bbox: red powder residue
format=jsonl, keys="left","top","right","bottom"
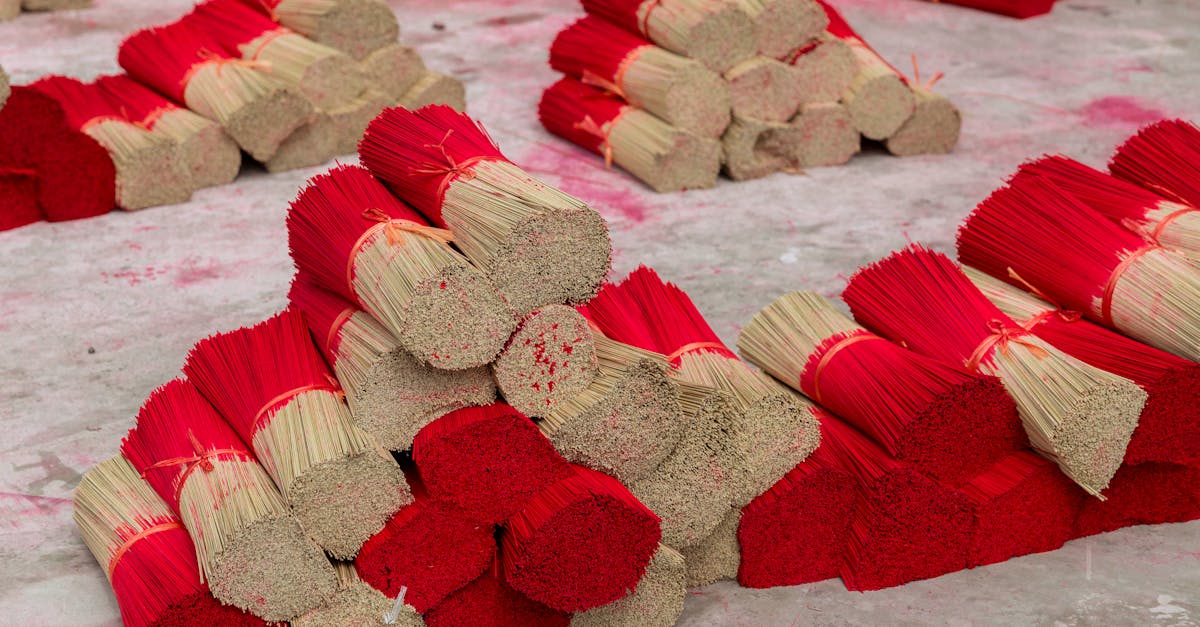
{"left": 1078, "top": 96, "right": 1166, "bottom": 129}
{"left": 517, "top": 143, "right": 653, "bottom": 225}
{"left": 171, "top": 257, "right": 237, "bottom": 287}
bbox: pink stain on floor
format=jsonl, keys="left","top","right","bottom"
{"left": 1078, "top": 96, "right": 1166, "bottom": 128}
{"left": 172, "top": 257, "right": 237, "bottom": 287}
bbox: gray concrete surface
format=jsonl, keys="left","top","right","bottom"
{"left": 1, "top": 0, "right": 1198, "bottom": 625}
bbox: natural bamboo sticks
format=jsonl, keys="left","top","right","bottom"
{"left": 581, "top": 0, "right": 758, "bottom": 73}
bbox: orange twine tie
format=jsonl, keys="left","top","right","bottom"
{"left": 107, "top": 521, "right": 184, "bottom": 578}
{"left": 1021, "top": 308, "right": 1082, "bottom": 331}
{"left": 345, "top": 208, "right": 455, "bottom": 290}
{"left": 665, "top": 341, "right": 730, "bottom": 365}
{"left": 327, "top": 307, "right": 356, "bottom": 357}
{"left": 1149, "top": 206, "right": 1197, "bottom": 244}
{"left": 807, "top": 333, "right": 886, "bottom": 403}
{"left": 1101, "top": 244, "right": 1161, "bottom": 327}
{"left": 140, "top": 431, "right": 250, "bottom": 505}
{"left": 411, "top": 130, "right": 502, "bottom": 210}
{"left": 248, "top": 28, "right": 290, "bottom": 62}
{"left": 964, "top": 319, "right": 1049, "bottom": 372}
{"left": 251, "top": 380, "right": 344, "bottom": 433}
{"left": 80, "top": 115, "right": 126, "bottom": 132}
{"left": 179, "top": 50, "right": 273, "bottom": 93}
{"left": 908, "top": 54, "right": 944, "bottom": 90}
{"left": 573, "top": 114, "right": 618, "bottom": 168}
{"left": 638, "top": 0, "right": 663, "bottom": 37}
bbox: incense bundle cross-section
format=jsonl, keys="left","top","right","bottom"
{"left": 490, "top": 304, "right": 601, "bottom": 418}
{"left": 581, "top": 0, "right": 757, "bottom": 73}
{"left": 245, "top": 0, "right": 399, "bottom": 60}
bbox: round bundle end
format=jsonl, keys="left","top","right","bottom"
{"left": 885, "top": 90, "right": 962, "bottom": 156}
{"left": 677, "top": 510, "right": 740, "bottom": 586}
{"left": 846, "top": 74, "right": 915, "bottom": 141}
{"left": 88, "top": 122, "right": 192, "bottom": 210}
{"left": 213, "top": 75, "right": 314, "bottom": 162}
{"left": 37, "top": 130, "right": 116, "bottom": 222}
{"left": 287, "top": 451, "right": 412, "bottom": 560}
{"left": 789, "top": 37, "right": 857, "bottom": 105}
{"left": 265, "top": 112, "right": 338, "bottom": 173}
{"left": 293, "top": 580, "right": 420, "bottom": 627}
{"left": 680, "top": 3, "right": 757, "bottom": 73}
{"left": 754, "top": 0, "right": 828, "bottom": 59}
{"left": 493, "top": 305, "right": 600, "bottom": 417}
{"left": 162, "top": 111, "right": 242, "bottom": 189}
{"left": 398, "top": 260, "right": 517, "bottom": 370}
{"left": 641, "top": 119, "right": 724, "bottom": 192}
{"left": 297, "top": 0, "right": 399, "bottom": 61}
{"left": 725, "top": 57, "right": 802, "bottom": 123}
{"left": 399, "top": 72, "right": 467, "bottom": 112}
{"left": 329, "top": 92, "right": 391, "bottom": 156}
{"left": 722, "top": 115, "right": 799, "bottom": 181}
{"left": 153, "top": 592, "right": 271, "bottom": 626}
{"left": 965, "top": 455, "right": 1083, "bottom": 567}
{"left": 1049, "top": 379, "right": 1146, "bottom": 496}
{"left": 1075, "top": 462, "right": 1200, "bottom": 537}
{"left": 730, "top": 392, "right": 822, "bottom": 506}
{"left": 361, "top": 44, "right": 426, "bottom": 100}
{"left": 1125, "top": 363, "right": 1200, "bottom": 465}
{"left": 571, "top": 544, "right": 686, "bottom": 627}
{"left": 425, "top": 574, "right": 571, "bottom": 627}
{"left": 284, "top": 43, "right": 367, "bottom": 110}
{"left": 662, "top": 63, "right": 732, "bottom": 139}
{"left": 788, "top": 101, "right": 860, "bottom": 167}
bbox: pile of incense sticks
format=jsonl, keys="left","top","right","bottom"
{"left": 538, "top": 0, "right": 962, "bottom": 191}
{"left": 0, "top": 0, "right": 464, "bottom": 232}
{"left": 0, "top": 0, "right": 88, "bottom": 21}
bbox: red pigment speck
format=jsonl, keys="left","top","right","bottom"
{"left": 1078, "top": 96, "right": 1166, "bottom": 129}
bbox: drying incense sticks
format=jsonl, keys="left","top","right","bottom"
{"left": 1074, "top": 462, "right": 1200, "bottom": 537}
{"left": 74, "top": 456, "right": 268, "bottom": 627}
{"left": 678, "top": 509, "right": 741, "bottom": 586}
{"left": 264, "top": 111, "right": 338, "bottom": 172}
{"left": 249, "top": 0, "right": 399, "bottom": 61}
{"left": 958, "top": 175, "right": 1200, "bottom": 361}
{"left": 183, "top": 309, "right": 411, "bottom": 559}
{"left": 1022, "top": 154, "right": 1200, "bottom": 258}
{"left": 539, "top": 77, "right": 722, "bottom": 192}
{"left": 1110, "top": 119, "right": 1200, "bottom": 210}
{"left": 965, "top": 266, "right": 1200, "bottom": 465}
{"left": 500, "top": 465, "right": 662, "bottom": 612}
{"left": 725, "top": 56, "right": 803, "bottom": 122}
{"left": 572, "top": 544, "right": 686, "bottom": 627}
{"left": 736, "top": 0, "right": 827, "bottom": 58}
{"left": 425, "top": 570, "right": 571, "bottom": 627}
{"left": 287, "top": 163, "right": 516, "bottom": 369}
{"left": 884, "top": 86, "right": 961, "bottom": 156}
{"left": 412, "top": 403, "right": 572, "bottom": 523}
{"left": 119, "top": 21, "right": 314, "bottom": 162}
{"left": 289, "top": 275, "right": 497, "bottom": 451}
{"left": 721, "top": 115, "right": 801, "bottom": 180}
{"left": 956, "top": 451, "right": 1082, "bottom": 567}
{"left": 843, "top": 245, "right": 1147, "bottom": 496}
{"left": 328, "top": 91, "right": 390, "bottom": 155}
{"left": 581, "top": 0, "right": 757, "bottom": 73}
{"left": 789, "top": 102, "right": 861, "bottom": 167}
{"left": 491, "top": 305, "right": 600, "bottom": 418}
{"left": 739, "top": 290, "right": 1025, "bottom": 484}
{"left": 784, "top": 34, "right": 857, "bottom": 105}
{"left": 28, "top": 76, "right": 192, "bottom": 210}
{"left": 95, "top": 74, "right": 241, "bottom": 191}
{"left": 120, "top": 379, "right": 337, "bottom": 621}
{"left": 293, "top": 561, "right": 422, "bottom": 627}
{"left": 360, "top": 43, "right": 425, "bottom": 100}
{"left": 550, "top": 16, "right": 731, "bottom": 139}
{"left": 398, "top": 71, "right": 467, "bottom": 112}
{"left": 359, "top": 105, "right": 613, "bottom": 316}
{"left": 540, "top": 334, "right": 684, "bottom": 484}
{"left": 0, "top": 65, "right": 8, "bottom": 107}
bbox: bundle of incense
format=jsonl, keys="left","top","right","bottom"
{"left": 292, "top": 561, "right": 422, "bottom": 627}
{"left": 721, "top": 115, "right": 801, "bottom": 180}
{"left": 538, "top": 78, "right": 722, "bottom": 192}
{"left": 183, "top": 309, "right": 411, "bottom": 559}
{"left": 738, "top": 290, "right": 1025, "bottom": 484}
{"left": 927, "top": 0, "right": 1055, "bottom": 19}
{"left": 956, "top": 451, "right": 1082, "bottom": 568}
{"left": 359, "top": 105, "right": 613, "bottom": 316}
{"left": 725, "top": 57, "right": 804, "bottom": 122}
{"left": 360, "top": 44, "right": 425, "bottom": 101}
{"left": 586, "top": 266, "right": 822, "bottom": 508}
{"left": 736, "top": 446, "right": 860, "bottom": 587}
{"left": 288, "top": 275, "right": 497, "bottom": 451}
{"left": 328, "top": 91, "right": 390, "bottom": 156}
{"left": 499, "top": 465, "right": 662, "bottom": 612}
{"left": 94, "top": 74, "right": 241, "bottom": 191}
{"left": 572, "top": 544, "right": 686, "bottom": 627}
{"left": 0, "top": 64, "right": 9, "bottom": 106}
{"left": 678, "top": 509, "right": 740, "bottom": 586}
{"left": 398, "top": 72, "right": 467, "bottom": 112}
{"left": 1074, "top": 462, "right": 1200, "bottom": 537}
{"left": 736, "top": 0, "right": 827, "bottom": 58}
{"left": 120, "top": 379, "right": 337, "bottom": 620}
{"left": 842, "top": 245, "right": 1147, "bottom": 496}
{"left": 1021, "top": 154, "right": 1200, "bottom": 258}
{"left": 885, "top": 86, "right": 961, "bottom": 156}
{"left": 0, "top": 0, "right": 15, "bottom": 20}
{"left": 958, "top": 175, "right": 1200, "bottom": 361}
{"left": 244, "top": 0, "right": 399, "bottom": 61}
{"left": 118, "top": 22, "right": 314, "bottom": 162}
{"left": 191, "top": 0, "right": 366, "bottom": 110}
{"left": 425, "top": 569, "right": 571, "bottom": 627}
{"left": 355, "top": 482, "right": 498, "bottom": 612}
{"left": 412, "top": 403, "right": 573, "bottom": 523}
{"left": 490, "top": 305, "right": 601, "bottom": 418}
{"left": 783, "top": 34, "right": 856, "bottom": 105}
{"left": 287, "top": 163, "right": 516, "bottom": 369}
{"left": 28, "top": 76, "right": 192, "bottom": 210}
{"left": 0, "top": 87, "right": 114, "bottom": 228}
{"left": 265, "top": 111, "right": 339, "bottom": 173}
{"left": 550, "top": 16, "right": 730, "bottom": 139}
{"left": 1110, "top": 119, "right": 1200, "bottom": 210}
{"left": 818, "top": 411, "right": 975, "bottom": 591}
{"left": 540, "top": 334, "right": 684, "bottom": 484}
{"left": 789, "top": 102, "right": 861, "bottom": 167}
{"left": 581, "top": 0, "right": 757, "bottom": 73}
{"left": 21, "top": 0, "right": 89, "bottom": 10}
{"left": 965, "top": 266, "right": 1200, "bottom": 465}
{"left": 74, "top": 456, "right": 267, "bottom": 627}
{"left": 816, "top": 0, "right": 916, "bottom": 140}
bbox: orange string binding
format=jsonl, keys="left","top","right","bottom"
{"left": 964, "top": 319, "right": 1049, "bottom": 372}
{"left": 1101, "top": 244, "right": 1160, "bottom": 327}
{"left": 807, "top": 333, "right": 886, "bottom": 403}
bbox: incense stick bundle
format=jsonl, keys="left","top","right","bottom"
{"left": 678, "top": 509, "right": 741, "bottom": 586}
{"left": 0, "top": 64, "right": 9, "bottom": 105}
{"left": 884, "top": 86, "right": 961, "bottom": 156}
{"left": 398, "top": 71, "right": 467, "bottom": 112}
{"left": 21, "top": 0, "right": 89, "bottom": 10}
{"left": 816, "top": 0, "right": 915, "bottom": 140}
{"left": 958, "top": 175, "right": 1200, "bottom": 361}
{"left": 783, "top": 34, "right": 856, "bottom": 105}
{"left": 29, "top": 76, "right": 192, "bottom": 210}
{"left": 329, "top": 91, "right": 389, "bottom": 155}
{"left": 1021, "top": 154, "right": 1200, "bottom": 258}
{"left": 736, "top": 446, "right": 860, "bottom": 587}
{"left": 1074, "top": 462, "right": 1200, "bottom": 537}
{"left": 95, "top": 74, "right": 241, "bottom": 191}
{"left": 289, "top": 275, "right": 497, "bottom": 451}
{"left": 264, "top": 110, "right": 338, "bottom": 172}
{"left": 540, "top": 334, "right": 683, "bottom": 484}
{"left": 118, "top": 22, "right": 314, "bottom": 162}
{"left": 572, "top": 544, "right": 686, "bottom": 627}
{"left": 1110, "top": 119, "right": 1200, "bottom": 210}
{"left": 721, "top": 115, "right": 801, "bottom": 180}
{"left": 425, "top": 570, "right": 571, "bottom": 627}
{"left": 788, "top": 101, "right": 861, "bottom": 167}
{"left": 843, "top": 245, "right": 1147, "bottom": 496}
{"left": 956, "top": 451, "right": 1082, "bottom": 567}
{"left": 725, "top": 56, "right": 804, "bottom": 122}
{"left": 183, "top": 309, "right": 411, "bottom": 559}
{"left": 360, "top": 105, "right": 613, "bottom": 315}
{"left": 361, "top": 43, "right": 425, "bottom": 100}
{"left": 736, "top": 0, "right": 827, "bottom": 58}
{"left": 550, "top": 16, "right": 731, "bottom": 139}
{"left": 928, "top": 0, "right": 1055, "bottom": 19}
{"left": 581, "top": 0, "right": 757, "bottom": 73}
{"left": 248, "top": 0, "right": 399, "bottom": 60}
{"left": 412, "top": 403, "right": 573, "bottom": 523}
{"left": 587, "top": 267, "right": 822, "bottom": 507}
{"left": 500, "top": 465, "right": 662, "bottom": 612}
{"left": 293, "top": 561, "right": 422, "bottom": 627}
{"left": 965, "top": 266, "right": 1200, "bottom": 465}
{"left": 74, "top": 456, "right": 268, "bottom": 627}
{"left": 0, "top": 0, "right": 15, "bottom": 20}
{"left": 287, "top": 163, "right": 516, "bottom": 369}
{"left": 120, "top": 379, "right": 337, "bottom": 620}
{"left": 491, "top": 305, "right": 600, "bottom": 418}
{"left": 739, "top": 290, "right": 1024, "bottom": 484}
{"left": 193, "top": 0, "right": 366, "bottom": 110}
{"left": 818, "top": 412, "right": 975, "bottom": 591}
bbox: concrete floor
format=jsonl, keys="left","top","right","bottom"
{"left": 1, "top": 0, "right": 1198, "bottom": 625}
